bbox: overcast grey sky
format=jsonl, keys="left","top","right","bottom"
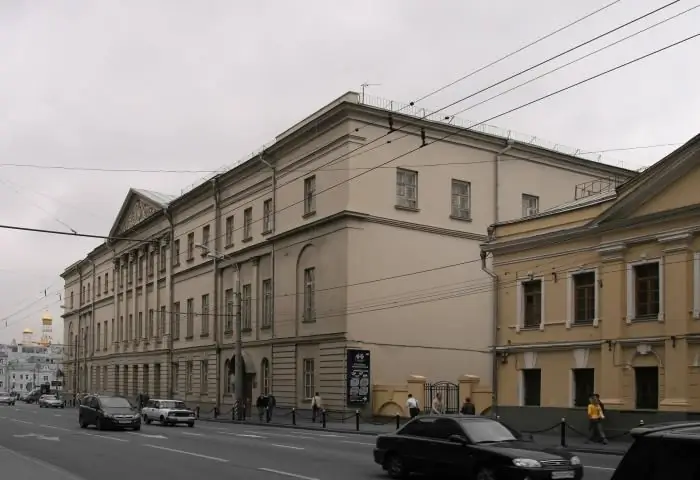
{"left": 0, "top": 0, "right": 698, "bottom": 344}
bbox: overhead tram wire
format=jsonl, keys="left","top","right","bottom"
{"left": 451, "top": 3, "right": 700, "bottom": 117}
{"left": 166, "top": 0, "right": 681, "bottom": 249}
{"left": 1, "top": 32, "right": 698, "bottom": 254}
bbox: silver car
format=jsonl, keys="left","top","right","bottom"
{"left": 39, "top": 394, "right": 64, "bottom": 408}
{"left": 0, "top": 392, "right": 15, "bottom": 406}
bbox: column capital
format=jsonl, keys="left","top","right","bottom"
{"left": 251, "top": 256, "right": 260, "bottom": 266}
{"left": 112, "top": 258, "right": 120, "bottom": 268}
{"left": 128, "top": 251, "right": 136, "bottom": 262}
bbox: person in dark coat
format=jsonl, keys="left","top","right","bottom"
{"left": 460, "top": 397, "right": 476, "bottom": 415}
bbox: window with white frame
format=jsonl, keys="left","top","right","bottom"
{"left": 450, "top": 179, "right": 471, "bottom": 219}
{"left": 262, "top": 279, "right": 273, "bottom": 328}
{"left": 396, "top": 168, "right": 418, "bottom": 209}
{"left": 303, "top": 176, "right": 316, "bottom": 215}
{"left": 243, "top": 208, "right": 253, "bottom": 239}
{"left": 570, "top": 271, "right": 597, "bottom": 325}
{"left": 225, "top": 216, "right": 234, "bottom": 246}
{"left": 303, "top": 358, "right": 315, "bottom": 399}
{"left": 522, "top": 194, "right": 539, "bottom": 217}
{"left": 201, "top": 294, "right": 210, "bottom": 336}
{"left": 520, "top": 279, "right": 543, "bottom": 329}
{"left": 241, "top": 284, "right": 252, "bottom": 330}
{"left": 261, "top": 358, "right": 270, "bottom": 395}
{"left": 626, "top": 259, "right": 662, "bottom": 321}
{"left": 303, "top": 267, "right": 315, "bottom": 322}
{"left": 186, "top": 298, "right": 194, "bottom": 337}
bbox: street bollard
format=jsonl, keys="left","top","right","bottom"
{"left": 639, "top": 420, "right": 645, "bottom": 426}
{"left": 292, "top": 408, "right": 296, "bottom": 425}
{"left": 355, "top": 410, "right": 360, "bottom": 431}
{"left": 560, "top": 418, "right": 567, "bottom": 448}
{"left": 395, "top": 413, "right": 400, "bottom": 430}
{"left": 322, "top": 409, "right": 327, "bottom": 429}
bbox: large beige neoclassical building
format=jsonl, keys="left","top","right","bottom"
{"left": 61, "top": 92, "right": 632, "bottom": 412}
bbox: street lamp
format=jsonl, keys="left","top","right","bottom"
{"left": 195, "top": 244, "right": 244, "bottom": 420}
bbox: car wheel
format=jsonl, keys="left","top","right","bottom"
{"left": 133, "top": 425, "right": 141, "bottom": 431}
{"left": 475, "top": 467, "right": 497, "bottom": 480}
{"left": 79, "top": 418, "right": 87, "bottom": 429}
{"left": 160, "top": 416, "right": 167, "bottom": 426}
{"left": 187, "top": 422, "right": 194, "bottom": 428}
{"left": 96, "top": 418, "right": 103, "bottom": 431}
{"left": 384, "top": 453, "right": 408, "bottom": 479}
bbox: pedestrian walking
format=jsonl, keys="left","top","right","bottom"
{"left": 460, "top": 397, "right": 476, "bottom": 415}
{"left": 431, "top": 392, "right": 444, "bottom": 415}
{"left": 406, "top": 394, "right": 420, "bottom": 418}
{"left": 311, "top": 392, "right": 322, "bottom": 423}
{"left": 266, "top": 393, "right": 276, "bottom": 422}
{"left": 586, "top": 395, "right": 608, "bottom": 444}
{"left": 256, "top": 393, "right": 268, "bottom": 422}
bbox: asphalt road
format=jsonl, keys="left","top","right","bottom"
{"left": 0, "top": 402, "right": 621, "bottom": 480}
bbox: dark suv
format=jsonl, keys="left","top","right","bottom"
{"left": 611, "top": 421, "right": 700, "bottom": 479}
{"left": 79, "top": 395, "right": 141, "bottom": 431}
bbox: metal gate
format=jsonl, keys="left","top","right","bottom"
{"left": 424, "top": 381, "right": 460, "bottom": 413}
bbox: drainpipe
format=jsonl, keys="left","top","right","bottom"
{"left": 164, "top": 207, "right": 175, "bottom": 398}
{"left": 493, "top": 139, "right": 514, "bottom": 225}
{"left": 481, "top": 250, "right": 499, "bottom": 416}
{"left": 210, "top": 178, "right": 222, "bottom": 411}
{"left": 260, "top": 153, "right": 277, "bottom": 339}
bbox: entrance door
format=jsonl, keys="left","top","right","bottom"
{"left": 635, "top": 366, "right": 659, "bottom": 409}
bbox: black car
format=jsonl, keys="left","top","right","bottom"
{"left": 78, "top": 395, "right": 141, "bottom": 431}
{"left": 611, "top": 421, "right": 700, "bottom": 479}
{"left": 374, "top": 415, "right": 582, "bottom": 479}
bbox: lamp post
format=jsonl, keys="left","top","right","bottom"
{"left": 195, "top": 244, "right": 243, "bottom": 420}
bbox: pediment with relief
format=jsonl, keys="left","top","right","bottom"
{"left": 116, "top": 197, "right": 159, "bottom": 234}
{"left": 109, "top": 188, "right": 172, "bottom": 238}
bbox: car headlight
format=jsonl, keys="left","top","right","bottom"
{"left": 133, "top": 415, "right": 141, "bottom": 420}
{"left": 513, "top": 458, "right": 542, "bottom": 468}
{"left": 570, "top": 456, "right": 581, "bottom": 466}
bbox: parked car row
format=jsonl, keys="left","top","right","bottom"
{"left": 78, "top": 395, "right": 196, "bottom": 431}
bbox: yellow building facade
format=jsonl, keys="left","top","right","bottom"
{"left": 482, "top": 134, "right": 700, "bottom": 414}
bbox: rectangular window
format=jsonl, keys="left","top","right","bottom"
{"left": 173, "top": 302, "right": 181, "bottom": 339}
{"left": 263, "top": 198, "right": 273, "bottom": 232}
{"left": 104, "top": 321, "right": 108, "bottom": 349}
{"left": 262, "top": 279, "right": 273, "bottom": 328}
{"left": 450, "top": 179, "right": 471, "bottom": 219}
{"left": 159, "top": 244, "right": 167, "bottom": 272}
{"left": 522, "top": 369, "right": 541, "bottom": 406}
{"left": 119, "top": 316, "right": 124, "bottom": 342}
{"left": 173, "top": 239, "right": 181, "bottom": 265}
{"left": 104, "top": 273, "right": 109, "bottom": 293}
{"left": 128, "top": 314, "right": 133, "bottom": 341}
{"left": 635, "top": 366, "right": 659, "bottom": 409}
{"left": 225, "top": 216, "right": 234, "bottom": 246}
{"left": 202, "top": 225, "right": 210, "bottom": 251}
{"left": 303, "top": 176, "right": 316, "bottom": 215}
{"left": 200, "top": 360, "right": 208, "bottom": 395}
{"left": 97, "top": 277, "right": 102, "bottom": 296}
{"left": 136, "top": 311, "right": 142, "bottom": 340}
{"left": 186, "top": 298, "right": 194, "bottom": 338}
{"left": 96, "top": 323, "right": 101, "bottom": 351}
{"left": 303, "top": 267, "right": 315, "bottom": 322}
{"left": 522, "top": 194, "right": 539, "bottom": 217}
{"left": 138, "top": 255, "right": 144, "bottom": 280}
{"left": 396, "top": 168, "right": 418, "bottom": 209}
{"left": 572, "top": 368, "right": 595, "bottom": 407}
{"left": 224, "top": 288, "right": 234, "bottom": 332}
{"left": 187, "top": 233, "right": 195, "bottom": 260}
{"left": 201, "top": 294, "right": 210, "bottom": 336}
{"left": 303, "top": 358, "right": 315, "bottom": 400}
{"left": 241, "top": 284, "right": 252, "bottom": 330}
{"left": 70, "top": 291, "right": 74, "bottom": 309}
{"left": 522, "top": 280, "right": 542, "bottom": 329}
{"left": 148, "top": 309, "right": 154, "bottom": 338}
{"left": 186, "top": 361, "right": 193, "bottom": 393}
{"left": 634, "top": 262, "right": 660, "bottom": 319}
{"left": 111, "top": 318, "right": 115, "bottom": 344}
{"left": 573, "top": 271, "right": 596, "bottom": 325}
{"left": 243, "top": 208, "right": 252, "bottom": 239}
{"left": 159, "top": 306, "right": 166, "bottom": 337}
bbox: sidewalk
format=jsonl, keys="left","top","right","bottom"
{"left": 200, "top": 409, "right": 630, "bottom": 456}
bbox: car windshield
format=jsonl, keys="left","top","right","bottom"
{"left": 99, "top": 397, "right": 133, "bottom": 409}
{"left": 44, "top": 395, "right": 57, "bottom": 400}
{"left": 459, "top": 420, "right": 518, "bottom": 443}
{"left": 160, "top": 401, "right": 187, "bottom": 409}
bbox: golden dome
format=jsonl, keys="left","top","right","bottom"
{"left": 42, "top": 312, "right": 52, "bottom": 321}
{"left": 23, "top": 328, "right": 33, "bottom": 334}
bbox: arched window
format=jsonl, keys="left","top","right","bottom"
{"left": 261, "top": 358, "right": 270, "bottom": 395}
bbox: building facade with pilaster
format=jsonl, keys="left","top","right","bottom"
{"left": 61, "top": 91, "right": 633, "bottom": 413}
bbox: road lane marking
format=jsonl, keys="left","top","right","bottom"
{"left": 129, "top": 432, "right": 168, "bottom": 439}
{"left": 271, "top": 443, "right": 304, "bottom": 450}
{"left": 39, "top": 424, "right": 71, "bottom": 431}
{"left": 11, "top": 419, "right": 33, "bottom": 424}
{"left": 341, "top": 440, "right": 375, "bottom": 446}
{"left": 586, "top": 466, "right": 615, "bottom": 471}
{"left": 181, "top": 432, "right": 204, "bottom": 436}
{"left": 145, "top": 444, "right": 229, "bottom": 462}
{"left": 54, "top": 414, "right": 62, "bottom": 417}
{"left": 319, "top": 434, "right": 345, "bottom": 438}
{"left": 244, "top": 430, "right": 317, "bottom": 439}
{"left": 258, "top": 468, "right": 319, "bottom": 480}
{"left": 235, "top": 433, "right": 264, "bottom": 438}
{"left": 80, "top": 432, "right": 129, "bottom": 442}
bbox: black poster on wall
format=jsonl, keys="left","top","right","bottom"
{"left": 346, "top": 349, "right": 371, "bottom": 405}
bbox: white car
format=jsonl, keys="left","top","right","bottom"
{"left": 141, "top": 399, "right": 195, "bottom": 427}
{"left": 0, "top": 392, "right": 15, "bottom": 406}
{"left": 39, "top": 394, "right": 64, "bottom": 408}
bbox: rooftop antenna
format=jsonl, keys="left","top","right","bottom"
{"left": 360, "top": 82, "right": 381, "bottom": 103}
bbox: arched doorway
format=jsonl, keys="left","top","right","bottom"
{"left": 228, "top": 354, "right": 254, "bottom": 404}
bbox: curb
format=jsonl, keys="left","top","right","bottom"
{"left": 200, "top": 418, "right": 385, "bottom": 437}
{"left": 567, "top": 445, "right": 627, "bottom": 457}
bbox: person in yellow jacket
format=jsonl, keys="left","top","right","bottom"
{"left": 587, "top": 395, "right": 608, "bottom": 444}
